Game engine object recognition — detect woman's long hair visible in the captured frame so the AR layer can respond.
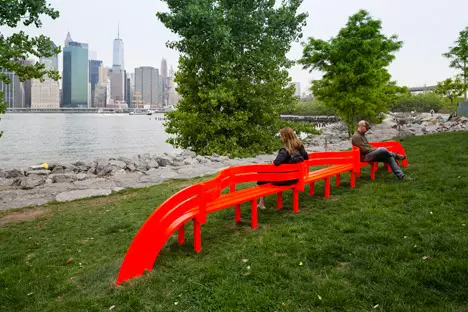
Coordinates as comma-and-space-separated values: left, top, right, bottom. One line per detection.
280, 128, 304, 155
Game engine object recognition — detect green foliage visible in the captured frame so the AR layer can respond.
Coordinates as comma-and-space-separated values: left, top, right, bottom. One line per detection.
300, 10, 404, 136
0, 0, 61, 137
433, 77, 467, 111
158, 0, 308, 157
443, 26, 468, 100
391, 92, 446, 113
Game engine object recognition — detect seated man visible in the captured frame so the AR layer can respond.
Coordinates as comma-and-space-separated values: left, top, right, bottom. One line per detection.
351, 120, 411, 181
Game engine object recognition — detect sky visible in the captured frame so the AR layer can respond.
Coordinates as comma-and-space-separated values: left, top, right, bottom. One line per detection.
3, 0, 468, 92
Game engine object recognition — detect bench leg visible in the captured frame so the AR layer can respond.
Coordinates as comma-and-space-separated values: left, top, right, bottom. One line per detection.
309, 182, 315, 196
357, 168, 361, 178
193, 220, 201, 253
235, 204, 241, 223
350, 171, 356, 188
277, 192, 283, 210
293, 189, 299, 213
324, 177, 331, 198
251, 200, 258, 229
370, 163, 376, 180
178, 224, 185, 246
385, 163, 391, 172
336, 174, 341, 187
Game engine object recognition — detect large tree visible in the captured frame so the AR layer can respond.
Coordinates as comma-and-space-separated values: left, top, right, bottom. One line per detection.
443, 27, 468, 101
157, 0, 308, 157
300, 10, 403, 136
0, 0, 60, 137
433, 77, 467, 111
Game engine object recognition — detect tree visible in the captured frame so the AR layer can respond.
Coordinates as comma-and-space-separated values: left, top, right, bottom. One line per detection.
0, 0, 61, 137
443, 27, 468, 100
299, 10, 403, 136
157, 0, 309, 157
433, 77, 467, 111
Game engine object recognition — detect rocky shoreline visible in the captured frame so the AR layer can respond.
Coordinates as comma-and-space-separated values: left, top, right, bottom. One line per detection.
1, 113, 467, 211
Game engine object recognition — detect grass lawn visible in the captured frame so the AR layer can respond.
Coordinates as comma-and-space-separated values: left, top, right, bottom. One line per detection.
1, 132, 468, 312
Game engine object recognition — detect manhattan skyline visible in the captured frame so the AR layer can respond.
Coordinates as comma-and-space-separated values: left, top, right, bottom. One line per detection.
2, 0, 468, 91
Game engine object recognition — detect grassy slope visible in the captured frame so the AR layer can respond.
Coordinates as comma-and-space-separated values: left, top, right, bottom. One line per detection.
1, 132, 467, 312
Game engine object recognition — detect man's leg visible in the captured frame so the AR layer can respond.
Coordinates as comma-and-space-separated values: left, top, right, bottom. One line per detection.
384, 157, 405, 179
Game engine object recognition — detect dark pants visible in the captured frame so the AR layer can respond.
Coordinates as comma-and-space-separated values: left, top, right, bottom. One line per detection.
257, 179, 298, 187
365, 148, 404, 179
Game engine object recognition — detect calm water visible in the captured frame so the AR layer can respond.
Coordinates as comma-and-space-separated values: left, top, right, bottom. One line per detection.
0, 113, 177, 169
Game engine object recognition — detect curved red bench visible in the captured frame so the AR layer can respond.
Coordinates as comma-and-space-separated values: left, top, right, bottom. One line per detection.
116, 141, 408, 285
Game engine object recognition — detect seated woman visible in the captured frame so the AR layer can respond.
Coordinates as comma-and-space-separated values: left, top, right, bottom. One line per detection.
258, 127, 309, 209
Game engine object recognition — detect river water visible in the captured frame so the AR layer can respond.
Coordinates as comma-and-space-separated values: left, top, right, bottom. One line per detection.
0, 113, 176, 169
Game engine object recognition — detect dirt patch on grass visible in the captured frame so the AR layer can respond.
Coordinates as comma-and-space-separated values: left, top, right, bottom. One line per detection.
0, 207, 49, 227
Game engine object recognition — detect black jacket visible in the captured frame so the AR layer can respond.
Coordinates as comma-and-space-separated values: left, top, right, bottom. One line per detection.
273, 146, 309, 166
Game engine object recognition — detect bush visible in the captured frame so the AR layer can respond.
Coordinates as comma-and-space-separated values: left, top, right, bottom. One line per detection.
391, 92, 445, 113
284, 99, 336, 116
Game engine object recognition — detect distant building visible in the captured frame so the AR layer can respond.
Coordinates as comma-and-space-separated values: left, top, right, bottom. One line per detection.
0, 69, 24, 108
31, 78, 60, 109
292, 82, 301, 98
89, 60, 103, 107
62, 35, 89, 108
110, 68, 124, 102
161, 58, 168, 107
40, 41, 59, 70
135, 66, 160, 108
113, 24, 124, 71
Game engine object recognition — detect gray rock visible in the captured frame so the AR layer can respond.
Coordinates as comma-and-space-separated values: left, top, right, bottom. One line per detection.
52, 165, 66, 174
113, 169, 127, 176
26, 170, 51, 176
51, 174, 77, 184
157, 156, 174, 167
0, 178, 14, 187
56, 189, 112, 202
109, 160, 127, 169
180, 150, 196, 158
117, 156, 134, 165
125, 163, 137, 172
96, 165, 113, 177
146, 159, 160, 169
73, 178, 107, 187
19, 174, 46, 189
76, 173, 88, 181
0, 169, 6, 178
183, 158, 198, 166
212, 153, 220, 158
195, 155, 209, 164
73, 161, 88, 167
6, 169, 24, 179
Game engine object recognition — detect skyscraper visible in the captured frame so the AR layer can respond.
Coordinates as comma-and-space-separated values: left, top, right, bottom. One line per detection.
135, 66, 160, 108
62, 36, 89, 108
89, 60, 103, 107
110, 68, 124, 103
40, 41, 59, 70
113, 24, 124, 71
64, 31, 73, 48
161, 58, 168, 107
0, 69, 24, 108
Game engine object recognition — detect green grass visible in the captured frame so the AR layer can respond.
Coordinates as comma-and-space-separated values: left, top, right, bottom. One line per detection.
1, 132, 468, 311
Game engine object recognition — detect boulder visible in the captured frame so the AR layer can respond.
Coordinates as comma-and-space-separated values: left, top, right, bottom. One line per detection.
109, 160, 127, 169
6, 169, 24, 178
51, 174, 77, 184
125, 163, 137, 172
183, 158, 198, 166
157, 156, 174, 167
96, 165, 113, 177
26, 169, 51, 176
0, 178, 14, 187
0, 169, 6, 178
18, 174, 46, 189
180, 150, 196, 158
195, 155, 209, 164
76, 173, 88, 181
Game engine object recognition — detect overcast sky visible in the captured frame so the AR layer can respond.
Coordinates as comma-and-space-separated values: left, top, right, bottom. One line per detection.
4, 0, 468, 91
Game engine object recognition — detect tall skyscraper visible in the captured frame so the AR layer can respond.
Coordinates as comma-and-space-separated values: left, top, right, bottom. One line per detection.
64, 31, 73, 48
40, 41, 59, 70
135, 66, 160, 108
110, 68, 124, 103
0, 69, 24, 108
112, 24, 124, 70
161, 58, 168, 107
89, 60, 103, 107
62, 35, 89, 108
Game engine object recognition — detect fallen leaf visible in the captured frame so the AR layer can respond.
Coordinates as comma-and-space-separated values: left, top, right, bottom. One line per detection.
299, 262, 303, 266
317, 295, 322, 300
109, 305, 115, 310
57, 296, 63, 302
27, 292, 34, 296
246, 266, 251, 270
174, 302, 178, 305
66, 258, 73, 265
242, 259, 249, 263
374, 304, 380, 309
423, 256, 430, 260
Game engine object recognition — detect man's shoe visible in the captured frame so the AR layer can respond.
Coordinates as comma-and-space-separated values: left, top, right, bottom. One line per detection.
395, 154, 407, 161
399, 175, 413, 181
